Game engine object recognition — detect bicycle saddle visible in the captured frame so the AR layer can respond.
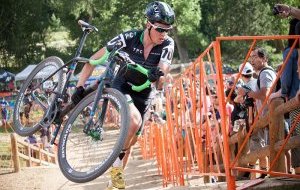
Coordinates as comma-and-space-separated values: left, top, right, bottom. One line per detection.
78, 20, 98, 32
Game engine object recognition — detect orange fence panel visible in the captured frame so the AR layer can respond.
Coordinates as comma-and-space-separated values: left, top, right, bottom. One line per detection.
138, 35, 300, 189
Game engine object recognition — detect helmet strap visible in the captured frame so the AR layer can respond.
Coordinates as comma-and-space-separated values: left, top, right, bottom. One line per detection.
147, 26, 155, 44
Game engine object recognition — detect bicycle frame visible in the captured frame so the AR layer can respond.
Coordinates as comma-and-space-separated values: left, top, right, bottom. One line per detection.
82, 50, 119, 135
29, 27, 94, 145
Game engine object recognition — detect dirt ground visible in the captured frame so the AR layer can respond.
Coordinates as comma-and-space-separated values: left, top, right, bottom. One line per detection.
0, 134, 167, 190
0, 132, 205, 190
3, 132, 300, 190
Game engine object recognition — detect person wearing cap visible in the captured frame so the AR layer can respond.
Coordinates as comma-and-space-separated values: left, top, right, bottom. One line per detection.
236, 62, 256, 102
70, 2, 175, 189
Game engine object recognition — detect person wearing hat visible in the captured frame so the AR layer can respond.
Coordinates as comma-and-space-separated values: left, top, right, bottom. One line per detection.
236, 62, 269, 179
236, 62, 256, 103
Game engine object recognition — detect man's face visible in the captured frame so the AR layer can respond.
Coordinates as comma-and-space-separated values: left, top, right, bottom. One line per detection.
148, 22, 172, 44
249, 50, 265, 72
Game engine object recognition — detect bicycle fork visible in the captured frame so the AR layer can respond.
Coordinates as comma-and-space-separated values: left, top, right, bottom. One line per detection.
83, 81, 108, 141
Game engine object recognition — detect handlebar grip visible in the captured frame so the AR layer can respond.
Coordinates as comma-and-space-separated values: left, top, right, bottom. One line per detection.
127, 64, 148, 76
131, 80, 152, 92
126, 64, 151, 92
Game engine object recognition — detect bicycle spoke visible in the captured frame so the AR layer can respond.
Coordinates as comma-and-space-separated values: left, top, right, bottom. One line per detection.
63, 98, 122, 173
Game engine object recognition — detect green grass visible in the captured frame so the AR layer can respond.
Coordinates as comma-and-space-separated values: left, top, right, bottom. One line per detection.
0, 142, 10, 153
0, 141, 11, 169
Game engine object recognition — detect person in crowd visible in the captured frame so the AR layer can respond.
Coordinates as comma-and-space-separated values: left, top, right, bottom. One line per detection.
70, 2, 175, 189
239, 47, 277, 178
0, 98, 9, 132
236, 62, 256, 131
269, 18, 300, 175
236, 62, 266, 179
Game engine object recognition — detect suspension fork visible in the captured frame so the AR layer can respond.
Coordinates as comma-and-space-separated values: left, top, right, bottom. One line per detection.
83, 80, 106, 134
97, 99, 109, 128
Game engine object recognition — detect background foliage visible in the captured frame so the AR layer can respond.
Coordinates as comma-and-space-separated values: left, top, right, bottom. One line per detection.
0, 0, 298, 73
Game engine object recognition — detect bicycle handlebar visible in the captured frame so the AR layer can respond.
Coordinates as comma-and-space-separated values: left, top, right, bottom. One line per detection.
126, 64, 152, 92
88, 49, 152, 92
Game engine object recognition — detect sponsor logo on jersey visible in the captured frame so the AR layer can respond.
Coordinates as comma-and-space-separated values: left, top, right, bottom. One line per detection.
124, 32, 135, 39
133, 47, 143, 54
150, 52, 160, 55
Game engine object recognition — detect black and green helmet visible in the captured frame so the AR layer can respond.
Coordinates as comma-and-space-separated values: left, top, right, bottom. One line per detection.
145, 1, 175, 25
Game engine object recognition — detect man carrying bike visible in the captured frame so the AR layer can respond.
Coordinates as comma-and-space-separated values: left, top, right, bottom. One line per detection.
71, 1, 175, 189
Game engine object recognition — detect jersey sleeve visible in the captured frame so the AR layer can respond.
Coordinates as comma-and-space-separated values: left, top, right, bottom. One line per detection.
159, 38, 174, 66
106, 30, 137, 51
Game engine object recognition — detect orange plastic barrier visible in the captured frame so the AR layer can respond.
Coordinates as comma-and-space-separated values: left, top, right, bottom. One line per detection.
138, 35, 300, 189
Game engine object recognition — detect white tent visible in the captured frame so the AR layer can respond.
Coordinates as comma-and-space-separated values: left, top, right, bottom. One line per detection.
15, 65, 36, 81
15, 64, 61, 81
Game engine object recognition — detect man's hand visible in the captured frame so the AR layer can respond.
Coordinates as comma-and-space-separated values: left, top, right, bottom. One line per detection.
275, 4, 291, 18
71, 86, 85, 105
237, 87, 246, 96
148, 67, 164, 82
71, 85, 96, 105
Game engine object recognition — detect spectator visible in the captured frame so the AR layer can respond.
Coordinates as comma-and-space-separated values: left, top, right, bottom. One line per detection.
17, 85, 33, 126
270, 18, 300, 175
236, 62, 256, 131
226, 85, 246, 136
0, 98, 9, 132
24, 135, 37, 144
236, 62, 267, 179
239, 47, 277, 178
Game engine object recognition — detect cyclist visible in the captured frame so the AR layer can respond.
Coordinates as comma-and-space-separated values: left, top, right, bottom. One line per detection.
71, 1, 175, 189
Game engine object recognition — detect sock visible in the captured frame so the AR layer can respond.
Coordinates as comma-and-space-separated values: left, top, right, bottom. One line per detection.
107, 180, 112, 187
112, 151, 126, 167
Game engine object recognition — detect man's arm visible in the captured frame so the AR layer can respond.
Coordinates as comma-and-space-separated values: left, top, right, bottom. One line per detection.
156, 62, 170, 90
290, 6, 300, 20
156, 38, 174, 90
276, 4, 300, 20
76, 47, 106, 87
281, 49, 295, 98
248, 87, 269, 101
298, 49, 300, 79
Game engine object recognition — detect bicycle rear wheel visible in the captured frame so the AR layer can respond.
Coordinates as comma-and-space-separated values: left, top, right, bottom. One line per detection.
13, 56, 66, 136
58, 88, 130, 183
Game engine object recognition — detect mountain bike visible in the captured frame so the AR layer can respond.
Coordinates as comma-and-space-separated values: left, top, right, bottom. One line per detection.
56, 38, 155, 182
14, 20, 153, 183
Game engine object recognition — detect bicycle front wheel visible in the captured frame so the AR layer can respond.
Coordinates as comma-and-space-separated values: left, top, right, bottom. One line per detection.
13, 56, 66, 136
58, 88, 130, 183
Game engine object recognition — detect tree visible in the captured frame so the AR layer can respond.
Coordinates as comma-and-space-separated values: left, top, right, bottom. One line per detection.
0, 0, 55, 72
52, 0, 203, 63
199, 0, 293, 66
171, 0, 203, 62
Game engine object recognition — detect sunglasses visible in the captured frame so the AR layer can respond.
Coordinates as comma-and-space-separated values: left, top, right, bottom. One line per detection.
148, 22, 172, 33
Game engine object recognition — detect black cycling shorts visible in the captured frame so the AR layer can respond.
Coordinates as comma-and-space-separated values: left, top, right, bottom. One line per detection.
112, 74, 153, 118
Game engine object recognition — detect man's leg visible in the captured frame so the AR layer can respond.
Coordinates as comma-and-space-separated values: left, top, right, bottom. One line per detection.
108, 101, 142, 189
122, 135, 138, 169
